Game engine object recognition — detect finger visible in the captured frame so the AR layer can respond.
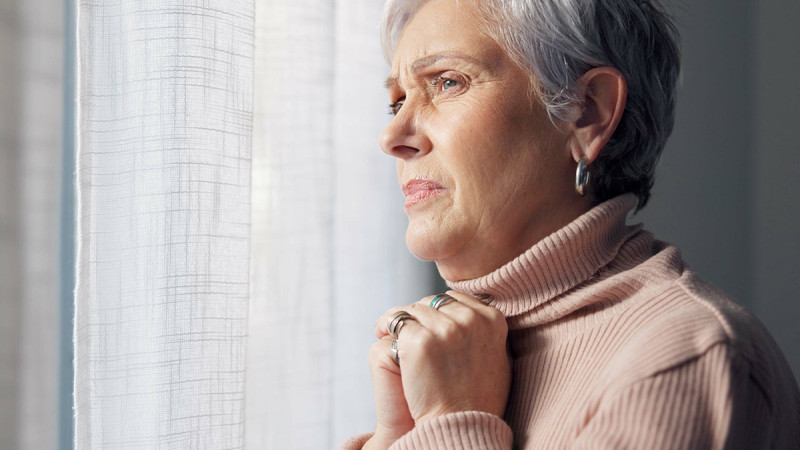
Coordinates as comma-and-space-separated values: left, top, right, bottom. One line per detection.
413, 291, 504, 332
370, 335, 402, 375
400, 301, 459, 334
375, 305, 416, 338
391, 310, 427, 341
442, 290, 487, 309
443, 290, 505, 322
376, 305, 430, 339
376, 291, 474, 338
416, 293, 455, 312
370, 333, 423, 371
413, 291, 481, 319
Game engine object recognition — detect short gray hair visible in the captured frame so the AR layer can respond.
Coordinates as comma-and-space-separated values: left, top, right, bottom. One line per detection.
380, 0, 681, 210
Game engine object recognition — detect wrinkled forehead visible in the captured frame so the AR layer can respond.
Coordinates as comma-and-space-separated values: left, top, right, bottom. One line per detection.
386, 0, 502, 76
381, 0, 486, 64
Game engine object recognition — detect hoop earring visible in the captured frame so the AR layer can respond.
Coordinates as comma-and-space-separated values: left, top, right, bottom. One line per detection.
575, 157, 590, 196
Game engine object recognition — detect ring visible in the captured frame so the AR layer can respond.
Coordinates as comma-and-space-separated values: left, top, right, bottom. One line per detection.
429, 294, 455, 310
390, 339, 400, 365
387, 310, 415, 339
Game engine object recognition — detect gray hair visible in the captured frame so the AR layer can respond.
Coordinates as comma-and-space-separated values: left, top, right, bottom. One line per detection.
380, 0, 681, 210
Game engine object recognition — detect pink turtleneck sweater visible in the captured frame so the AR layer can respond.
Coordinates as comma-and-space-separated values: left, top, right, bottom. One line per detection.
342, 195, 800, 449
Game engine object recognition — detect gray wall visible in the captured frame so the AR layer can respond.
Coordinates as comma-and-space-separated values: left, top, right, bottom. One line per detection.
1, 1, 23, 446
640, 0, 800, 378
753, 1, 800, 381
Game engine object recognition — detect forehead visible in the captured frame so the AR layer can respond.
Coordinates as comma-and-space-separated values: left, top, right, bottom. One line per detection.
388, 0, 502, 76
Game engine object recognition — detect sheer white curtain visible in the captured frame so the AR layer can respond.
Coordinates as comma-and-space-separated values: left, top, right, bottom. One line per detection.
75, 1, 254, 447
0, 0, 63, 448
74, 0, 436, 449
247, 0, 435, 447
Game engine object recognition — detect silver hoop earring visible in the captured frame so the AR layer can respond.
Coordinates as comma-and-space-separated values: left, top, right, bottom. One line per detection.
575, 157, 590, 196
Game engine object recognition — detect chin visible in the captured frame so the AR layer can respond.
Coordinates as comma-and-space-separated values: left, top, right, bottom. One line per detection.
405, 229, 438, 262
404, 221, 464, 272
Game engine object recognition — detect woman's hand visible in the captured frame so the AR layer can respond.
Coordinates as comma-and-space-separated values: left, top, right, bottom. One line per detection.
364, 334, 415, 448
367, 291, 511, 446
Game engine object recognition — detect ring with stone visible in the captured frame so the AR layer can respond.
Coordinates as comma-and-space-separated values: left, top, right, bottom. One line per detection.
387, 310, 415, 339
429, 294, 456, 311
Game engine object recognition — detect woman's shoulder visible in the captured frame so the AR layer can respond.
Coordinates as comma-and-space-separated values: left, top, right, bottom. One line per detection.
587, 267, 800, 445
673, 271, 799, 395
607, 232, 768, 355
603, 263, 799, 410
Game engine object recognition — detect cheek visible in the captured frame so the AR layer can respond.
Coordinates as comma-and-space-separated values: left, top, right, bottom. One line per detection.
461, 113, 564, 215
432, 103, 518, 198
449, 103, 538, 181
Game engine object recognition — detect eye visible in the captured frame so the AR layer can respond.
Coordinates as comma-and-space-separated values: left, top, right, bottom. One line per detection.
388, 101, 403, 116
441, 78, 459, 91
432, 74, 463, 92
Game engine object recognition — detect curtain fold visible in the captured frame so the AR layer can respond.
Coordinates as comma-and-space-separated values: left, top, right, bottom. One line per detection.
0, 0, 63, 448
247, 0, 337, 447
329, 0, 444, 445
74, 1, 255, 448
247, 0, 437, 447
73, 0, 436, 448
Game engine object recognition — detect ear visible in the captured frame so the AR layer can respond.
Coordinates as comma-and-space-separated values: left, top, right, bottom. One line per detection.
567, 67, 627, 164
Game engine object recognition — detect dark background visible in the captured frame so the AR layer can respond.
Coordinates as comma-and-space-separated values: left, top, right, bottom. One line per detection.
640, 0, 800, 377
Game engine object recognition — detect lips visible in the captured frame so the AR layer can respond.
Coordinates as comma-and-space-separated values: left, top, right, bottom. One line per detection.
402, 179, 446, 208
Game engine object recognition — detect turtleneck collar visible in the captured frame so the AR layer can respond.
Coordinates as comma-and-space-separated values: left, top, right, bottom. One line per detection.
446, 194, 641, 325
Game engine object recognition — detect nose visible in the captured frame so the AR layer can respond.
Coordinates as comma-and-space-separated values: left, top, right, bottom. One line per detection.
379, 101, 433, 160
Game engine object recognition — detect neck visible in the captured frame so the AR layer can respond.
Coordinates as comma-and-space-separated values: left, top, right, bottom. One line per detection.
436, 196, 594, 281
445, 194, 640, 323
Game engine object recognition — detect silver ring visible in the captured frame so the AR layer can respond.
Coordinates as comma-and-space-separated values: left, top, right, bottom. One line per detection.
390, 339, 400, 365
430, 294, 456, 311
387, 310, 415, 339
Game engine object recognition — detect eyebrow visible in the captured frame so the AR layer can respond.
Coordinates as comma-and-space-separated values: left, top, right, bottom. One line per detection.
384, 51, 485, 90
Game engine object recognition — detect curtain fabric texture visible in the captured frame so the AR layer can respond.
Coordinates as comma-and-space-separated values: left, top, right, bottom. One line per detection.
75, 0, 436, 448
0, 0, 63, 448
75, 1, 254, 448
247, 0, 435, 447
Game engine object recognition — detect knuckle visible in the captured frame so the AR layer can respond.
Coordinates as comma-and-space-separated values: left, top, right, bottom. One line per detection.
408, 327, 434, 349
369, 338, 389, 360
460, 306, 479, 324
369, 341, 382, 359
491, 309, 508, 328
405, 327, 427, 347
439, 319, 461, 339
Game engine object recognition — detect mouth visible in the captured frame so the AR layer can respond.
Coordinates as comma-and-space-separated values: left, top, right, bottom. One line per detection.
402, 179, 446, 208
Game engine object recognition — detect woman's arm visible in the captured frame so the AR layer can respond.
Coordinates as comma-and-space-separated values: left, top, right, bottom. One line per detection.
385, 411, 512, 449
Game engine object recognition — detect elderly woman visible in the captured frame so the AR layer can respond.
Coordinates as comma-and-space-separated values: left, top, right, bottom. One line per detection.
342, 0, 800, 448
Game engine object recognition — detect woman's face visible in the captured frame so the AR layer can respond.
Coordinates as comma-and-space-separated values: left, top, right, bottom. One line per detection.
381, 0, 585, 280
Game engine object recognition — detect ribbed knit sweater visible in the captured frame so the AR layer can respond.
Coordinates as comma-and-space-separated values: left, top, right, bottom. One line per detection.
342, 194, 800, 449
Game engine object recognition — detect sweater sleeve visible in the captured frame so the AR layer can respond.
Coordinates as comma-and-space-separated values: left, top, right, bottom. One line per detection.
388, 411, 512, 450
573, 342, 778, 449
